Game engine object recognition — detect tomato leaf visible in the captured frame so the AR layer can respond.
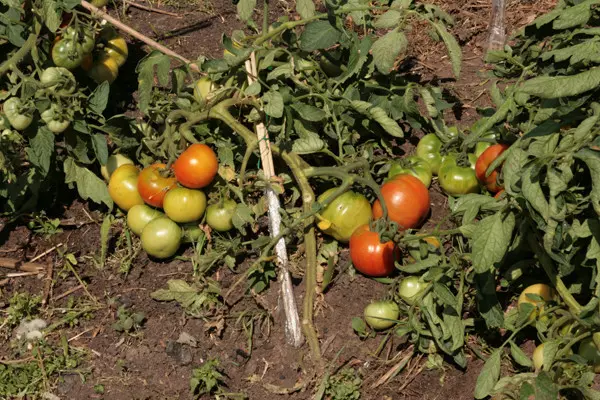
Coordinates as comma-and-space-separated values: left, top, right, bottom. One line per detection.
350, 100, 403, 138
433, 282, 457, 310
472, 211, 515, 274
26, 127, 54, 178
300, 21, 341, 52
521, 163, 550, 221
397, 255, 441, 273
88, 81, 110, 114
474, 350, 501, 399
262, 90, 284, 118
518, 67, 600, 99
373, 10, 403, 29
136, 51, 171, 113
552, 0, 597, 30
244, 81, 261, 96
232, 203, 254, 234
41, 0, 60, 32
237, 0, 256, 21
575, 148, 600, 215
296, 0, 315, 19
91, 134, 108, 166
509, 341, 533, 368
63, 157, 113, 208
371, 30, 407, 75
334, 36, 372, 84
291, 103, 326, 122
451, 194, 504, 225
429, 21, 461, 78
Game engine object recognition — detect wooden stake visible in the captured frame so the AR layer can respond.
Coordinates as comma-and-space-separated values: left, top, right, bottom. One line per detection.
123, 0, 182, 17
80, 0, 200, 72
244, 53, 303, 348
0, 257, 46, 273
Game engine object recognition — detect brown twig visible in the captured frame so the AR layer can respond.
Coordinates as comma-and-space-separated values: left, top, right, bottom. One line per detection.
5, 271, 40, 278
54, 284, 84, 301
41, 261, 54, 306
30, 243, 63, 263
80, 0, 200, 72
0, 257, 46, 273
123, 0, 181, 17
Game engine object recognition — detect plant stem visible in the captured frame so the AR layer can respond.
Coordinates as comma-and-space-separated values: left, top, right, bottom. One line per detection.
262, 0, 269, 35
0, 32, 38, 77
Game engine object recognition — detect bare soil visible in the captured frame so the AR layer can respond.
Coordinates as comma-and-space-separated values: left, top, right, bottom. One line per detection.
0, 0, 557, 399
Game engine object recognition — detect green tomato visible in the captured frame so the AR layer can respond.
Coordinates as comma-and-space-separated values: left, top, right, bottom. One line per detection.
3, 97, 33, 131
317, 188, 373, 243
398, 276, 426, 305
181, 223, 203, 243
40, 67, 77, 94
64, 26, 96, 54
52, 39, 84, 70
364, 301, 399, 330
100, 154, 134, 181
578, 338, 600, 373
474, 133, 498, 157
388, 156, 433, 188
141, 218, 182, 259
127, 204, 164, 236
415, 134, 443, 175
319, 56, 342, 77
206, 199, 237, 232
193, 77, 216, 103
41, 104, 70, 134
438, 153, 479, 196
163, 187, 207, 223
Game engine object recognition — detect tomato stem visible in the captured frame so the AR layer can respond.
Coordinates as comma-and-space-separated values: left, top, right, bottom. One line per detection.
0, 31, 39, 77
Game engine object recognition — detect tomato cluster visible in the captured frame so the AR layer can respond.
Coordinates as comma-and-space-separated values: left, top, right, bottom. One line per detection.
52, 23, 128, 84
413, 131, 509, 196
105, 144, 235, 259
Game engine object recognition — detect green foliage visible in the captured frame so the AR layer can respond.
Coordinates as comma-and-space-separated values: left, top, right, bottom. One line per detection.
151, 279, 223, 317
325, 368, 362, 400
112, 305, 146, 334
2, 292, 42, 331
190, 358, 226, 398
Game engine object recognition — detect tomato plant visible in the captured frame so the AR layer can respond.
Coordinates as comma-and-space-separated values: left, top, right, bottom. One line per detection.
63, 26, 95, 54
364, 301, 399, 330
316, 188, 372, 243
141, 218, 182, 259
40, 67, 76, 94
206, 199, 236, 232
163, 187, 207, 223
475, 144, 509, 193
398, 276, 426, 305
579, 338, 600, 373
372, 174, 430, 230
349, 225, 399, 277
3, 98, 33, 130
438, 153, 478, 196
517, 283, 554, 321
108, 165, 145, 211
127, 204, 164, 236
52, 39, 84, 69
40, 104, 71, 134
415, 134, 443, 175
173, 144, 218, 189
137, 163, 177, 208
388, 156, 432, 188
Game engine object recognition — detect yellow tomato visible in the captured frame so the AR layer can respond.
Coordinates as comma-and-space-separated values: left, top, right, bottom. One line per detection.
108, 164, 144, 211
518, 283, 555, 321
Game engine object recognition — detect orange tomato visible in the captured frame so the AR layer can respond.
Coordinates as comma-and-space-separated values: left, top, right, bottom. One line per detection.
173, 144, 218, 189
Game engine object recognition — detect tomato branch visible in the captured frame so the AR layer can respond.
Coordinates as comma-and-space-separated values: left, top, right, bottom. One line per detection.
0, 31, 38, 78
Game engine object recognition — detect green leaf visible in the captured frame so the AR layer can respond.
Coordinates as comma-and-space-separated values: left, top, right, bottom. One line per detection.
542, 40, 600, 65
41, 0, 60, 32
91, 134, 108, 165
266, 64, 292, 80
451, 194, 504, 225
98, 214, 112, 268
244, 81, 262, 96
433, 282, 457, 310
136, 51, 171, 113
26, 127, 54, 177
518, 67, 600, 99
350, 100, 403, 137
300, 21, 341, 52
371, 30, 407, 74
430, 21, 461, 78
552, 0, 599, 30
291, 103, 326, 122
534, 372, 559, 400
509, 341, 533, 368
373, 10, 402, 29
63, 157, 113, 208
472, 211, 515, 274
292, 120, 325, 154
474, 350, 501, 399
88, 82, 110, 114
575, 148, 600, 215
232, 203, 254, 232
521, 164, 550, 221
502, 147, 528, 195
237, 0, 256, 21
398, 255, 441, 273
334, 36, 372, 84
262, 90, 284, 118
296, 0, 315, 19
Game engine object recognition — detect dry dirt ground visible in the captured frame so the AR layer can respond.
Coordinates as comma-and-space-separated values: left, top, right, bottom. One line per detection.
0, 0, 557, 398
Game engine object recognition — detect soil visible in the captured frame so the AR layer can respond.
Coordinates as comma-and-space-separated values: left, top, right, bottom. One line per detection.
0, 0, 557, 399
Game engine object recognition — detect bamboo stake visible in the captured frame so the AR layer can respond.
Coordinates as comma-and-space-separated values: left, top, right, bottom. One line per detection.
123, 0, 182, 17
80, 0, 200, 72
244, 53, 303, 348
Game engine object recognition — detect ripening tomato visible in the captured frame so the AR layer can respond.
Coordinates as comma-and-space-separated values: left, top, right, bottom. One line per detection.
141, 218, 182, 259
494, 189, 505, 200
52, 39, 84, 70
193, 77, 216, 103
127, 204, 164, 236
349, 224, 399, 277
388, 156, 433, 188
173, 144, 218, 189
317, 188, 372, 243
88, 56, 119, 84
137, 163, 177, 208
518, 283, 555, 322
438, 153, 479, 196
108, 164, 145, 211
533, 343, 545, 371
206, 199, 237, 232
100, 26, 128, 67
475, 144, 509, 193
372, 174, 430, 230
163, 187, 207, 223
364, 301, 400, 330
101, 154, 134, 181
415, 134, 443, 175
398, 276, 426, 305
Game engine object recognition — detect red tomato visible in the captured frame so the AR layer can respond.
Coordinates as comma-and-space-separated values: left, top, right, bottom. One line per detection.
475, 144, 509, 193
372, 174, 430, 230
349, 224, 399, 277
137, 163, 177, 208
494, 189, 505, 200
173, 144, 218, 189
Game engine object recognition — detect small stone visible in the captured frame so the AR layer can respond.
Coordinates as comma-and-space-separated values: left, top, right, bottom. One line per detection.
165, 341, 193, 366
